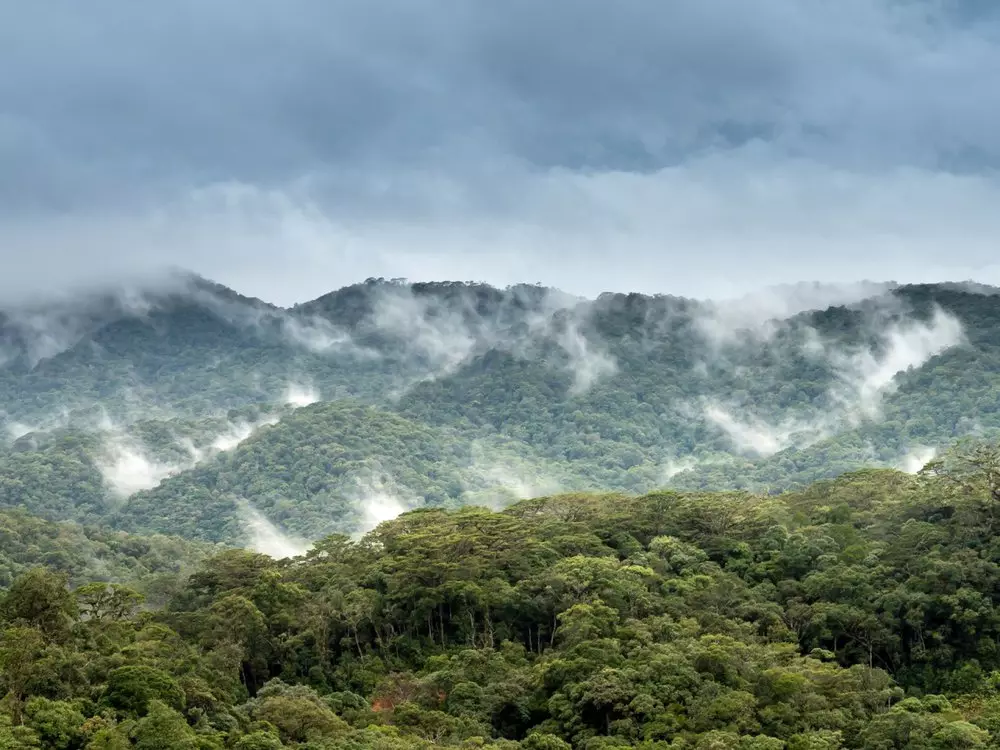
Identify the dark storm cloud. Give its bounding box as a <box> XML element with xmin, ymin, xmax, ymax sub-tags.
<box><xmin>1</xmin><ymin>0</ymin><xmax>1000</xmax><ymax>303</ymax></box>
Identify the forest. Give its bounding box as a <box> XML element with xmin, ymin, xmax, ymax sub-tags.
<box><xmin>5</xmin><ymin>454</ymin><xmax>1000</xmax><ymax>748</ymax></box>
<box><xmin>3</xmin><ymin>278</ymin><xmax>1000</xmax><ymax>747</ymax></box>
<box><xmin>2</xmin><ymin>279</ymin><xmax>1000</xmax><ymax>546</ymax></box>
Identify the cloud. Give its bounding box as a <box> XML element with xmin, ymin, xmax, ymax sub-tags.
<box><xmin>280</xmin><ymin>316</ymin><xmax>357</xmax><ymax>354</ymax></box>
<box><xmin>210</xmin><ymin>415</ymin><xmax>280</xmax><ymax>452</ymax></box>
<box><xmin>97</xmin><ymin>436</ymin><xmax>186</xmax><ymax>496</ymax></box>
<box><xmin>354</xmin><ymin>280</ymin><xmax>614</xmax><ymax>393</ymax></box>
<box><xmin>700</xmin><ymin>304</ymin><xmax>964</xmax><ymax>455</ymax></box>
<box><xmin>2</xmin><ymin>2</ymin><xmax>1000</xmax><ymax>301</ymax></box>
<box><xmin>829</xmin><ymin>305</ymin><xmax>965</xmax><ymax>420</ymax></box>
<box><xmin>703</xmin><ymin>403</ymin><xmax>828</xmax><ymax>457</ymax></box>
<box><xmin>5</xmin><ymin>160</ymin><xmax>1000</xmax><ymax>307</ymax></box>
<box><xmin>693</xmin><ymin>281</ymin><xmax>896</xmax><ymax>346</ymax></box>
<box><xmin>283</xmin><ymin>382</ymin><xmax>320</xmax><ymax>407</ymax></box>
<box><xmin>371</xmin><ymin>285</ymin><xmax>478</xmax><ymax>374</ymax></box>
<box><xmin>549</xmin><ymin>317</ymin><xmax>618</xmax><ymax>395</ymax></box>
<box><xmin>897</xmin><ymin>444</ymin><xmax>937</xmax><ymax>474</ymax></box>
<box><xmin>344</xmin><ymin>470</ymin><xmax>413</xmax><ymax>533</ymax></box>
<box><xmin>95</xmin><ymin>407</ymin><xmax>285</xmax><ymax>496</ymax></box>
<box><xmin>239</xmin><ymin>504</ymin><xmax>312</xmax><ymax>559</ymax></box>
<box><xmin>463</xmin><ymin>440</ymin><xmax>567</xmax><ymax>505</ymax></box>
<box><xmin>659</xmin><ymin>456</ymin><xmax>701</xmax><ymax>484</ymax></box>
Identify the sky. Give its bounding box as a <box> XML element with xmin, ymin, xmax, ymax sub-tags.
<box><xmin>2</xmin><ymin>0</ymin><xmax>1000</xmax><ymax>305</ymax></box>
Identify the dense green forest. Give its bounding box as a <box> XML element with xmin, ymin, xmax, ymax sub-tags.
<box><xmin>2</xmin><ymin>277</ymin><xmax>1000</xmax><ymax>545</ymax></box>
<box><xmin>6</xmin><ymin>458</ymin><xmax>1000</xmax><ymax>748</ymax></box>
<box><xmin>5</xmin><ymin>277</ymin><xmax>1000</xmax><ymax>746</ymax></box>
<box><xmin>0</xmin><ymin>507</ymin><xmax>215</xmax><ymax>594</ymax></box>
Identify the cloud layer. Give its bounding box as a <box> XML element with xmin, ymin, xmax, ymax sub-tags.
<box><xmin>3</xmin><ymin>1</ymin><xmax>1000</xmax><ymax>301</ymax></box>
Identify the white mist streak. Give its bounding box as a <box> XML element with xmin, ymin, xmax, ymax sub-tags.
<box><xmin>465</xmin><ymin>442</ymin><xmax>565</xmax><ymax>504</ymax></box>
<box><xmin>372</xmin><ymin>288</ymin><xmax>477</xmax><ymax>373</ymax></box>
<box><xmin>702</xmin><ymin>306</ymin><xmax>963</xmax><ymax>455</ymax></box>
<box><xmin>831</xmin><ymin>306</ymin><xmax>964</xmax><ymax>420</ymax></box>
<box><xmin>240</xmin><ymin>505</ymin><xmax>312</xmax><ymax>559</ymax></box>
<box><xmin>897</xmin><ymin>445</ymin><xmax>937</xmax><ymax>474</ymax></box>
<box><xmin>344</xmin><ymin>470</ymin><xmax>413</xmax><ymax>533</ymax></box>
<box><xmin>703</xmin><ymin>404</ymin><xmax>827</xmax><ymax>457</ymax></box>
<box><xmin>284</xmin><ymin>382</ymin><xmax>320</xmax><ymax>407</ymax></box>
<box><xmin>210</xmin><ymin>414</ymin><xmax>280</xmax><ymax>452</ymax></box>
<box><xmin>695</xmin><ymin>281</ymin><xmax>895</xmax><ymax>346</ymax></box>
<box><xmin>97</xmin><ymin>438</ymin><xmax>186</xmax><ymax>496</ymax></box>
<box><xmin>660</xmin><ymin>456</ymin><xmax>700</xmax><ymax>483</ymax></box>
<box><xmin>555</xmin><ymin>319</ymin><xmax>617</xmax><ymax>395</ymax></box>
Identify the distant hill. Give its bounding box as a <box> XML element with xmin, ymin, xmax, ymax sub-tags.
<box><xmin>2</xmin><ymin>275</ymin><xmax>1000</xmax><ymax>545</ymax></box>
<box><xmin>0</xmin><ymin>505</ymin><xmax>217</xmax><ymax>597</ymax></box>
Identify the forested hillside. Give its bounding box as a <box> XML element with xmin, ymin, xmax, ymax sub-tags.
<box><xmin>5</xmin><ymin>462</ymin><xmax>1000</xmax><ymax>748</ymax></box>
<box><xmin>4</xmin><ymin>277</ymin><xmax>1000</xmax><ymax>746</ymax></box>
<box><xmin>0</xmin><ymin>507</ymin><xmax>216</xmax><ymax>593</ymax></box>
<box><xmin>2</xmin><ymin>277</ymin><xmax>1000</xmax><ymax>545</ymax></box>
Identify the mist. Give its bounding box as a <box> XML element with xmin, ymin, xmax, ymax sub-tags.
<box><xmin>698</xmin><ymin>303</ymin><xmax>965</xmax><ymax>457</ymax></box>
<box><xmin>830</xmin><ymin>306</ymin><xmax>965</xmax><ymax>420</ymax></box>
<box><xmin>240</xmin><ymin>504</ymin><xmax>313</xmax><ymax>559</ymax></box>
<box><xmin>343</xmin><ymin>470</ymin><xmax>413</xmax><ymax>534</ymax></box>
<box><xmin>97</xmin><ymin>436</ymin><xmax>186</xmax><ymax>496</ymax></box>
<box><xmin>90</xmin><ymin>404</ymin><xmax>286</xmax><ymax>496</ymax></box>
<box><xmin>898</xmin><ymin>445</ymin><xmax>938</xmax><ymax>474</ymax></box>
<box><xmin>550</xmin><ymin>317</ymin><xmax>617</xmax><ymax>395</ymax></box>
<box><xmin>464</xmin><ymin>441</ymin><xmax>567</xmax><ymax>506</ymax></box>
<box><xmin>702</xmin><ymin>404</ymin><xmax>826</xmax><ymax>458</ymax></box>
<box><xmin>659</xmin><ymin>457</ymin><xmax>700</xmax><ymax>483</ymax></box>
<box><xmin>694</xmin><ymin>281</ymin><xmax>897</xmax><ymax>346</ymax></box>
<box><xmin>371</xmin><ymin>286</ymin><xmax>478</xmax><ymax>374</ymax></box>
<box><xmin>210</xmin><ymin>414</ymin><xmax>281</xmax><ymax>452</ymax></box>
<box><xmin>284</xmin><ymin>382</ymin><xmax>320</xmax><ymax>407</ymax></box>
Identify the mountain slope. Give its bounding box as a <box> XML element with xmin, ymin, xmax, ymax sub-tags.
<box><xmin>2</xmin><ymin>276</ymin><xmax>1000</xmax><ymax>546</ymax></box>
<box><xmin>0</xmin><ymin>507</ymin><xmax>217</xmax><ymax>594</ymax></box>
<box><xmin>116</xmin><ymin>401</ymin><xmax>579</xmax><ymax>543</ymax></box>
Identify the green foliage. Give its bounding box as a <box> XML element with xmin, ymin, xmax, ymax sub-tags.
<box><xmin>4</xmin><ymin>465</ymin><xmax>1000</xmax><ymax>746</ymax></box>
<box><xmin>0</xmin><ymin>569</ymin><xmax>76</xmax><ymax>640</ymax></box>
<box><xmin>10</xmin><ymin>279</ymin><xmax>1000</xmax><ymax>746</ymax></box>
<box><xmin>103</xmin><ymin>666</ymin><xmax>185</xmax><ymax>716</ymax></box>
<box><xmin>0</xmin><ymin>508</ymin><xmax>217</xmax><ymax>593</ymax></box>
<box><xmin>6</xmin><ymin>280</ymin><xmax>1000</xmax><ymax>547</ymax></box>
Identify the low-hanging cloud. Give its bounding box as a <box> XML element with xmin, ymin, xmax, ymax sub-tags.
<box><xmin>0</xmin><ymin>271</ymin><xmax>363</xmax><ymax>370</ymax></box>
<box><xmin>700</xmin><ymin>305</ymin><xmax>965</xmax><ymax>456</ymax></box>
<box><xmin>210</xmin><ymin>414</ymin><xmax>281</xmax><ymax>452</ymax></box>
<box><xmin>371</xmin><ymin>285</ymin><xmax>478</xmax><ymax>374</ymax></box>
<box><xmin>829</xmin><ymin>306</ymin><xmax>965</xmax><ymax>420</ymax></box>
<box><xmin>283</xmin><ymin>382</ymin><xmax>321</xmax><ymax>407</ymax></box>
<box><xmin>94</xmin><ymin>408</ymin><xmax>285</xmax><ymax>496</ymax></box>
<box><xmin>97</xmin><ymin>436</ymin><xmax>187</xmax><ymax>497</ymax></box>
<box><xmin>693</xmin><ymin>281</ymin><xmax>897</xmax><ymax>346</ymax></box>
<box><xmin>2</xmin><ymin>2</ymin><xmax>1000</xmax><ymax>302</ymax></box>
<box><xmin>463</xmin><ymin>440</ymin><xmax>567</xmax><ymax>506</ymax></box>
<box><xmin>549</xmin><ymin>317</ymin><xmax>618</xmax><ymax>395</ymax></box>
<box><xmin>239</xmin><ymin>503</ymin><xmax>313</xmax><ymax>559</ymax></box>
<box><xmin>360</xmin><ymin>280</ymin><xmax>615</xmax><ymax>393</ymax></box>
<box><xmin>702</xmin><ymin>403</ymin><xmax>830</xmax><ymax>458</ymax></box>
<box><xmin>344</xmin><ymin>469</ymin><xmax>413</xmax><ymax>534</ymax></box>
<box><xmin>897</xmin><ymin>444</ymin><xmax>937</xmax><ymax>474</ymax></box>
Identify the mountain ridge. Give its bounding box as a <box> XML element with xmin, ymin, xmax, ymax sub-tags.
<box><xmin>1</xmin><ymin>274</ymin><xmax>999</xmax><ymax>548</ymax></box>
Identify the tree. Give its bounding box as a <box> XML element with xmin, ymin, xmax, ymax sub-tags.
<box><xmin>0</xmin><ymin>569</ymin><xmax>76</xmax><ymax>640</ymax></box>
<box><xmin>102</xmin><ymin>666</ymin><xmax>185</xmax><ymax>717</ymax></box>
<box><xmin>0</xmin><ymin>627</ymin><xmax>45</xmax><ymax>724</ymax></box>
<box><xmin>74</xmin><ymin>584</ymin><xmax>144</xmax><ymax>623</ymax></box>
<box><xmin>23</xmin><ymin>698</ymin><xmax>85</xmax><ymax>750</ymax></box>
<box><xmin>130</xmin><ymin>701</ymin><xmax>198</xmax><ymax>750</ymax></box>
